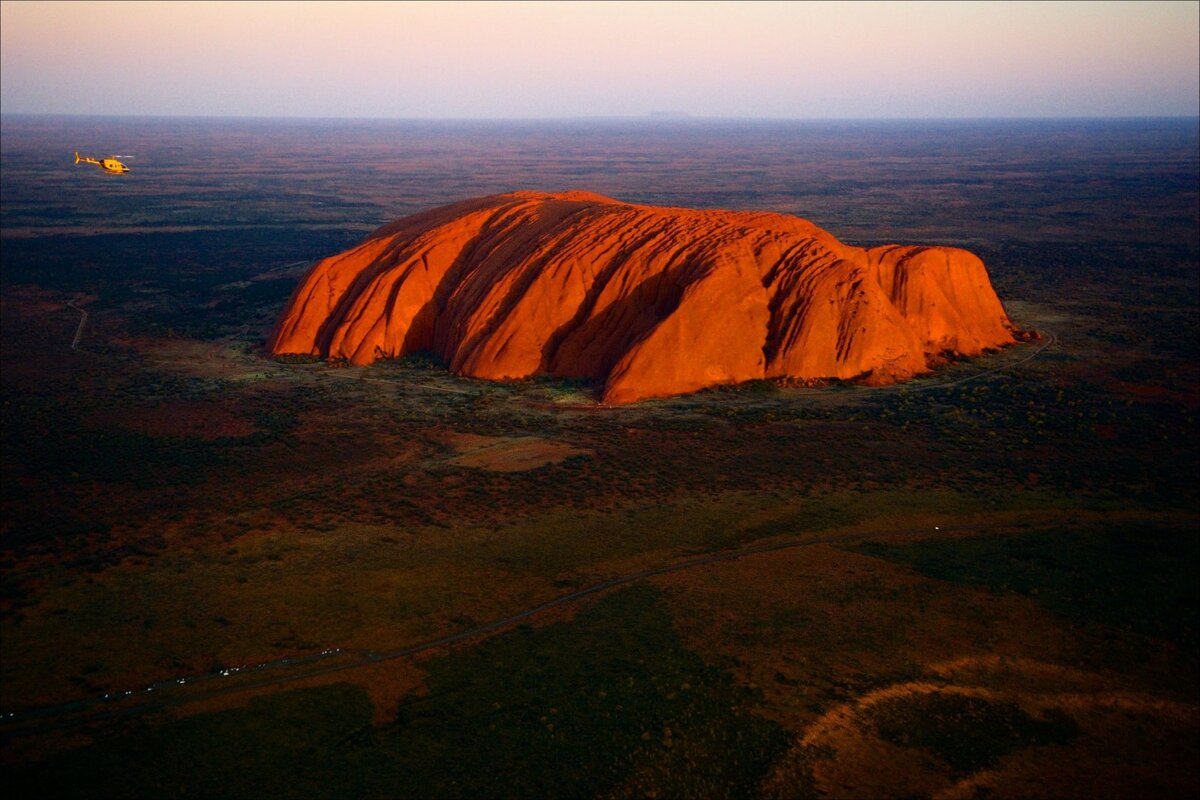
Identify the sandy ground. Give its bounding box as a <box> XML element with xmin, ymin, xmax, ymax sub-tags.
<box><xmin>443</xmin><ymin>432</ymin><xmax>591</xmax><ymax>473</ymax></box>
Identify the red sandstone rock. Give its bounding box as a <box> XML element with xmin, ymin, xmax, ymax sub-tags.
<box><xmin>270</xmin><ymin>191</ymin><xmax>1017</xmax><ymax>403</ymax></box>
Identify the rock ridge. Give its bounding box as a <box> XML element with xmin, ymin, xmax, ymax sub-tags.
<box><xmin>270</xmin><ymin>191</ymin><xmax>1017</xmax><ymax>403</ymax></box>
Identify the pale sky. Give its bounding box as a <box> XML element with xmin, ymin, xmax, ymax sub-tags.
<box><xmin>1</xmin><ymin>0</ymin><xmax>1197</xmax><ymax>118</ymax></box>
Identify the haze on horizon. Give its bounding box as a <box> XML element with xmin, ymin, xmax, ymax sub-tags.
<box><xmin>2</xmin><ymin>0</ymin><xmax>1197</xmax><ymax>120</ymax></box>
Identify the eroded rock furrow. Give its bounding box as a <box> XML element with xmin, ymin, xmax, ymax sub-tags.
<box><xmin>270</xmin><ymin>191</ymin><xmax>1018</xmax><ymax>403</ymax></box>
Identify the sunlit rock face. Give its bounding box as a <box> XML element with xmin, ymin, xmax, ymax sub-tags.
<box><xmin>270</xmin><ymin>191</ymin><xmax>1016</xmax><ymax>403</ymax></box>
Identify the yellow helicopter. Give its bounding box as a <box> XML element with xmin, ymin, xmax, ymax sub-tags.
<box><xmin>74</xmin><ymin>151</ymin><xmax>130</xmax><ymax>174</ymax></box>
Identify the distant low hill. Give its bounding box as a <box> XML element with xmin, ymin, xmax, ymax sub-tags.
<box><xmin>270</xmin><ymin>191</ymin><xmax>1016</xmax><ymax>403</ymax></box>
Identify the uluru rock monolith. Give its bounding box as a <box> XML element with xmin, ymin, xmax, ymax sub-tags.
<box><xmin>270</xmin><ymin>191</ymin><xmax>1017</xmax><ymax>403</ymax></box>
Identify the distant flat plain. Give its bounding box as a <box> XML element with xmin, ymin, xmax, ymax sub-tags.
<box><xmin>1</xmin><ymin>115</ymin><xmax>1196</xmax><ymax>798</ymax></box>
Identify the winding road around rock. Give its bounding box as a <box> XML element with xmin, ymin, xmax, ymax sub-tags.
<box><xmin>66</xmin><ymin>299</ymin><xmax>88</xmax><ymax>351</ymax></box>
<box><xmin>4</xmin><ymin>521</ymin><xmax>1014</xmax><ymax>733</ymax></box>
<box><xmin>18</xmin><ymin>304</ymin><xmax>1062</xmax><ymax>734</ymax></box>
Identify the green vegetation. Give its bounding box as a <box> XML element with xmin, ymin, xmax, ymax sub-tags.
<box><xmin>853</xmin><ymin>522</ymin><xmax>1200</xmax><ymax>652</ymax></box>
<box><xmin>2</xmin><ymin>117</ymin><xmax>1196</xmax><ymax>795</ymax></box>
<box><xmin>380</xmin><ymin>350</ymin><xmax>450</xmax><ymax>371</ymax></box>
<box><xmin>868</xmin><ymin>691</ymin><xmax>1078</xmax><ymax>776</ymax></box>
<box><xmin>381</xmin><ymin>583</ymin><xmax>788</xmax><ymax>798</ymax></box>
<box><xmin>13</xmin><ymin>684</ymin><xmax>375</xmax><ymax>800</ymax></box>
<box><xmin>13</xmin><ymin>585</ymin><xmax>788</xmax><ymax>799</ymax></box>
<box><xmin>5</xmin><ymin>399</ymin><xmax>229</xmax><ymax>489</ymax></box>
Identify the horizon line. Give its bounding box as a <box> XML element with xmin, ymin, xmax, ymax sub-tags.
<box><xmin>2</xmin><ymin>112</ymin><xmax>1198</xmax><ymax>124</ymax></box>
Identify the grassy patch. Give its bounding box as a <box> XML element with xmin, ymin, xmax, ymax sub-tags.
<box><xmin>853</xmin><ymin>522</ymin><xmax>1200</xmax><ymax>652</ymax></box>
<box><xmin>10</xmin><ymin>683</ymin><xmax>375</xmax><ymax>799</ymax></box>
<box><xmin>868</xmin><ymin>691</ymin><xmax>1078</xmax><ymax>776</ymax></box>
<box><xmin>377</xmin><ymin>583</ymin><xmax>788</xmax><ymax>798</ymax></box>
<box><xmin>12</xmin><ymin>585</ymin><xmax>789</xmax><ymax>798</ymax></box>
